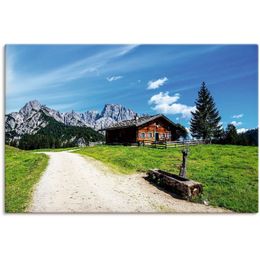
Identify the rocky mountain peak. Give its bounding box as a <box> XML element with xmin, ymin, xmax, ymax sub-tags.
<box><xmin>102</xmin><ymin>103</ymin><xmax>122</xmax><ymax>112</ymax></box>
<box><xmin>100</xmin><ymin>103</ymin><xmax>137</xmax><ymax>121</ymax></box>
<box><xmin>19</xmin><ymin>100</ymin><xmax>42</xmax><ymax>117</ymax></box>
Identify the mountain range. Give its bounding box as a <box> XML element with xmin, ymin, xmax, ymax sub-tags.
<box><xmin>5</xmin><ymin>100</ymin><xmax>138</xmax><ymax>148</ymax></box>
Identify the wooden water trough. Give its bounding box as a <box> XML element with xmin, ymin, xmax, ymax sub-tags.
<box><xmin>146</xmin><ymin>169</ymin><xmax>203</xmax><ymax>200</ymax></box>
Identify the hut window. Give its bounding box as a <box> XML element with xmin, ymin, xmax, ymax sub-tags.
<box><xmin>140</xmin><ymin>132</ymin><xmax>145</xmax><ymax>138</ymax></box>
<box><xmin>148</xmin><ymin>132</ymin><xmax>153</xmax><ymax>138</ymax></box>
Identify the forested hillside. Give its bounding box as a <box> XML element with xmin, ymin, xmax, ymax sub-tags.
<box><xmin>17</xmin><ymin>115</ymin><xmax>104</xmax><ymax>150</ymax></box>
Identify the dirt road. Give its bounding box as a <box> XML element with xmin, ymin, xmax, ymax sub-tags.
<box><xmin>29</xmin><ymin>151</ymin><xmax>229</xmax><ymax>213</ymax></box>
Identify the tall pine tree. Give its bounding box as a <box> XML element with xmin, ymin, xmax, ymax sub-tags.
<box><xmin>190</xmin><ymin>82</ymin><xmax>222</xmax><ymax>140</ymax></box>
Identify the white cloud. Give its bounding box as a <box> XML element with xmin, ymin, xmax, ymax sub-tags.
<box><xmin>232</xmin><ymin>114</ymin><xmax>244</xmax><ymax>119</ymax></box>
<box><xmin>106</xmin><ymin>75</ymin><xmax>123</xmax><ymax>82</ymax></box>
<box><xmin>237</xmin><ymin>128</ymin><xmax>248</xmax><ymax>134</ymax></box>
<box><xmin>231</xmin><ymin>121</ymin><xmax>242</xmax><ymax>127</ymax></box>
<box><xmin>147</xmin><ymin>77</ymin><xmax>168</xmax><ymax>90</ymax></box>
<box><xmin>148</xmin><ymin>91</ymin><xmax>196</xmax><ymax>118</ymax></box>
<box><xmin>148</xmin><ymin>92</ymin><xmax>180</xmax><ymax>105</ymax></box>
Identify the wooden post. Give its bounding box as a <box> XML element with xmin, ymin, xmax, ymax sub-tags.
<box><xmin>179</xmin><ymin>148</ymin><xmax>188</xmax><ymax>178</ymax></box>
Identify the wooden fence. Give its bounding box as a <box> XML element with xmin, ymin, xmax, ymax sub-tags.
<box><xmin>142</xmin><ymin>139</ymin><xmax>205</xmax><ymax>149</ymax></box>
<box><xmin>88</xmin><ymin>140</ymin><xmax>205</xmax><ymax>148</ymax></box>
<box><xmin>166</xmin><ymin>140</ymin><xmax>205</xmax><ymax>148</ymax></box>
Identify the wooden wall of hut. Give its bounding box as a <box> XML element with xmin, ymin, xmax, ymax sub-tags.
<box><xmin>105</xmin><ymin>127</ymin><xmax>137</xmax><ymax>144</ymax></box>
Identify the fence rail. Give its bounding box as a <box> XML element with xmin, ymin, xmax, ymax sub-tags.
<box><xmin>143</xmin><ymin>139</ymin><xmax>205</xmax><ymax>148</ymax></box>
<box><xmin>166</xmin><ymin>139</ymin><xmax>205</xmax><ymax>147</ymax></box>
<box><xmin>88</xmin><ymin>140</ymin><xmax>205</xmax><ymax>148</ymax></box>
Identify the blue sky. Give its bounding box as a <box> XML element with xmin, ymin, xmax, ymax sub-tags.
<box><xmin>6</xmin><ymin>44</ymin><xmax>258</xmax><ymax>132</ymax></box>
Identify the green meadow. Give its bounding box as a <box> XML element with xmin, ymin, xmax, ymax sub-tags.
<box><xmin>5</xmin><ymin>145</ymin><xmax>48</xmax><ymax>213</ymax></box>
<box><xmin>76</xmin><ymin>144</ymin><xmax>258</xmax><ymax>212</ymax></box>
<box><xmin>5</xmin><ymin>144</ymin><xmax>258</xmax><ymax>213</ymax></box>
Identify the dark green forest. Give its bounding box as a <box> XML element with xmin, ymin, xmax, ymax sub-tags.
<box><xmin>214</xmin><ymin>126</ymin><xmax>258</xmax><ymax>146</ymax></box>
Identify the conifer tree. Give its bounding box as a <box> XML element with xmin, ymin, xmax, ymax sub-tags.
<box><xmin>225</xmin><ymin>124</ymin><xmax>238</xmax><ymax>144</ymax></box>
<box><xmin>190</xmin><ymin>82</ymin><xmax>222</xmax><ymax>140</ymax></box>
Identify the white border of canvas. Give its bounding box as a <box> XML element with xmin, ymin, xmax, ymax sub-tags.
<box><xmin>0</xmin><ymin>1</ymin><xmax>259</xmax><ymax>260</ymax></box>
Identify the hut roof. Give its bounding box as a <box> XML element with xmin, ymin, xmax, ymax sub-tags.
<box><xmin>100</xmin><ymin>114</ymin><xmax>176</xmax><ymax>130</ymax></box>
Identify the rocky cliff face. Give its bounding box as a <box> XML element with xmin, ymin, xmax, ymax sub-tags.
<box><xmin>94</xmin><ymin>104</ymin><xmax>137</xmax><ymax>130</ymax></box>
<box><xmin>5</xmin><ymin>100</ymin><xmax>138</xmax><ymax>142</ymax></box>
<box><xmin>5</xmin><ymin>100</ymin><xmax>49</xmax><ymax>138</ymax></box>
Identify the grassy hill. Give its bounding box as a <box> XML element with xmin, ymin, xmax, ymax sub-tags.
<box><xmin>5</xmin><ymin>145</ymin><xmax>48</xmax><ymax>212</ymax></box>
<box><xmin>76</xmin><ymin>144</ymin><xmax>258</xmax><ymax>212</ymax></box>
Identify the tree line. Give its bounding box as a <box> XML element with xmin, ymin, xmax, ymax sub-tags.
<box><xmin>215</xmin><ymin>126</ymin><xmax>258</xmax><ymax>146</ymax></box>
<box><xmin>190</xmin><ymin>82</ymin><xmax>258</xmax><ymax>146</ymax></box>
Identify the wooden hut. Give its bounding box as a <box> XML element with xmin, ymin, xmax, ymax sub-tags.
<box><xmin>100</xmin><ymin>114</ymin><xmax>181</xmax><ymax>145</ymax></box>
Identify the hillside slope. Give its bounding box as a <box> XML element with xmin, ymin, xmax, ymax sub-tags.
<box><xmin>5</xmin><ymin>145</ymin><xmax>48</xmax><ymax>212</ymax></box>
<box><xmin>18</xmin><ymin>114</ymin><xmax>104</xmax><ymax>150</ymax></box>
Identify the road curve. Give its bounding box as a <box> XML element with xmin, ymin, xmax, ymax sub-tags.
<box><xmin>28</xmin><ymin>151</ymin><xmax>229</xmax><ymax>213</ymax></box>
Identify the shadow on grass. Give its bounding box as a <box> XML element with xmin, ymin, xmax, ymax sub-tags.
<box><xmin>142</xmin><ymin>175</ymin><xmax>189</xmax><ymax>201</ymax></box>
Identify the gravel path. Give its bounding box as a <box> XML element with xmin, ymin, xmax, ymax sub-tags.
<box><xmin>28</xmin><ymin>151</ymin><xmax>229</xmax><ymax>213</ymax></box>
